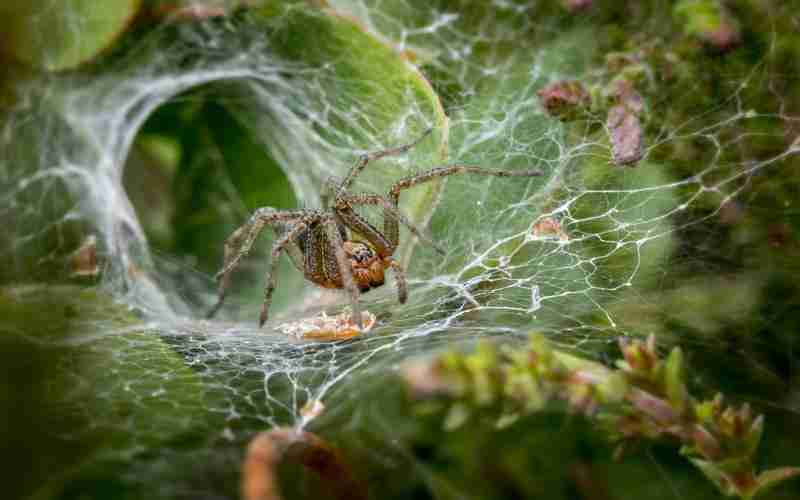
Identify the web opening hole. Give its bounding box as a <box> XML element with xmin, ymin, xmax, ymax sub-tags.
<box><xmin>123</xmin><ymin>88</ymin><xmax>305</xmax><ymax>320</ymax></box>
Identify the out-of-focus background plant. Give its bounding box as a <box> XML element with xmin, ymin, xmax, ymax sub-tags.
<box><xmin>2</xmin><ymin>1</ymin><xmax>800</xmax><ymax>499</ymax></box>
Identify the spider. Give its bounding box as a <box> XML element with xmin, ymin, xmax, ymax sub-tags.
<box><xmin>206</xmin><ymin>128</ymin><xmax>542</xmax><ymax>328</ymax></box>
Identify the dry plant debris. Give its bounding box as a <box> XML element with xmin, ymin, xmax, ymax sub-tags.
<box><xmin>277</xmin><ymin>309</ymin><xmax>376</xmax><ymax>341</ymax></box>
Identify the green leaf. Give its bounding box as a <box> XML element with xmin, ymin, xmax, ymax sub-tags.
<box><xmin>444</xmin><ymin>403</ymin><xmax>471</xmax><ymax>430</ymax></box>
<box><xmin>743</xmin><ymin>415</ymin><xmax>764</xmax><ymax>460</ymax></box>
<box><xmin>751</xmin><ymin>467</ymin><xmax>800</xmax><ymax>500</ymax></box>
<box><xmin>0</xmin><ymin>0</ymin><xmax>142</xmax><ymax>71</ymax></box>
<box><xmin>132</xmin><ymin>5</ymin><xmax>449</xmax><ymax>315</ymax></box>
<box><xmin>0</xmin><ymin>285</ymin><xmax>208</xmax><ymax>498</ymax></box>
<box><xmin>664</xmin><ymin>347</ymin><xmax>690</xmax><ymax>416</ymax></box>
<box><xmin>254</xmin><ymin>5</ymin><xmax>448</xmax><ymax>267</ymax></box>
<box><xmin>689</xmin><ymin>458</ymin><xmax>737</xmax><ymax>497</ymax></box>
<box><xmin>673</xmin><ymin>0</ymin><xmax>724</xmax><ymax>36</ymax></box>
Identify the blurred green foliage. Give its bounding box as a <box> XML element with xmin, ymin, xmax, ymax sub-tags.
<box><xmin>0</xmin><ymin>286</ymin><xmax>212</xmax><ymax>499</ymax></box>
<box><xmin>0</xmin><ymin>0</ymin><xmax>142</xmax><ymax>71</ymax></box>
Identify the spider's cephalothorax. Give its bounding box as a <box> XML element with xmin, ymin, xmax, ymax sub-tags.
<box><xmin>343</xmin><ymin>241</ymin><xmax>386</xmax><ymax>292</ymax></box>
<box><xmin>206</xmin><ymin>127</ymin><xmax>542</xmax><ymax>328</ymax></box>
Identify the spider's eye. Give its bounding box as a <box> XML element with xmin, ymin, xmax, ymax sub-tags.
<box><xmin>353</xmin><ymin>244</ymin><xmax>374</xmax><ymax>263</ymax></box>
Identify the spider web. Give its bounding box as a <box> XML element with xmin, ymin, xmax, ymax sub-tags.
<box><xmin>1</xmin><ymin>1</ymin><xmax>798</xmax><ymax>498</ymax></box>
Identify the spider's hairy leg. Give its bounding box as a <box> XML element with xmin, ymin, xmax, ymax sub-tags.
<box><xmin>321</xmin><ymin>176</ymin><xmax>342</xmax><ymax>209</ymax></box>
<box><xmin>389</xmin><ymin>164</ymin><xmax>543</xmax><ymax>206</ymax></box>
<box><xmin>337</xmin><ymin>194</ymin><xmax>446</xmax><ymax>255</ymax></box>
<box><xmin>206</xmin><ymin>223</ymin><xmax>251</xmax><ymax>319</ymax></box>
<box><xmin>323</xmin><ymin>216</ymin><xmax>363</xmax><ymax>328</ymax></box>
<box><xmin>389</xmin><ymin>259</ymin><xmax>408</xmax><ymax>304</ymax></box>
<box><xmin>206</xmin><ymin>208</ymin><xmax>313</xmax><ymax>320</ymax></box>
<box><xmin>337</xmin><ymin>127</ymin><xmax>434</xmax><ymax>196</ymax></box>
<box><xmin>333</xmin><ymin>202</ymin><xmax>391</xmax><ymax>257</ymax></box>
<box><xmin>213</xmin><ymin>208</ymin><xmax>310</xmax><ymax>281</ymax></box>
<box><xmin>258</xmin><ymin>220</ymin><xmax>310</xmax><ymax>327</ymax></box>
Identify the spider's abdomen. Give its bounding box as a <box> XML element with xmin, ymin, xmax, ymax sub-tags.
<box><xmin>295</xmin><ymin>222</ymin><xmax>343</xmax><ymax>289</ymax></box>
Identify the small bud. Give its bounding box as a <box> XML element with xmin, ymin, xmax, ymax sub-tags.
<box><xmin>618</xmin><ymin>337</ymin><xmax>658</xmax><ymax>375</ymax></box>
<box><xmin>537</xmin><ymin>80</ymin><xmax>591</xmax><ymax>121</ymax></box>
<box><xmin>628</xmin><ymin>388</ymin><xmax>676</xmax><ymax>424</ymax></box>
<box><xmin>691</xmin><ymin>424</ymin><xmax>722</xmax><ymax>460</ymax></box>
<box><xmin>561</xmin><ymin>0</ymin><xmax>593</xmax><ymax>13</ymax></box>
<box><xmin>402</xmin><ymin>359</ymin><xmax>449</xmax><ymax>399</ymax></box>
<box><xmin>739</xmin><ymin>403</ymin><xmax>752</xmax><ymax>425</ymax></box>
<box><xmin>674</xmin><ymin>0</ymin><xmax>741</xmax><ymax>53</ymax></box>
<box><xmin>664</xmin><ymin>347</ymin><xmax>690</xmax><ymax>416</ymax></box>
<box><xmin>702</xmin><ymin>19</ymin><xmax>741</xmax><ymax>53</ymax></box>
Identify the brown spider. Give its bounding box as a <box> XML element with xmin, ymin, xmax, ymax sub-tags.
<box><xmin>206</xmin><ymin>128</ymin><xmax>542</xmax><ymax>328</ymax></box>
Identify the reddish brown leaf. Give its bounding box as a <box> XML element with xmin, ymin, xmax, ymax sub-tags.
<box><xmin>607</xmin><ymin>104</ymin><xmax>643</xmax><ymax>166</ymax></box>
